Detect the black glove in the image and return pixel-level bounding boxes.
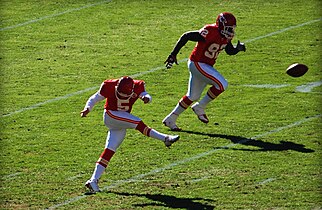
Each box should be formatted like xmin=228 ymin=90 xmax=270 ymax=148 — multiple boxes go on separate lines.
xmin=236 ymin=40 xmax=246 ymax=52
xmin=164 ymin=54 xmax=178 ymax=69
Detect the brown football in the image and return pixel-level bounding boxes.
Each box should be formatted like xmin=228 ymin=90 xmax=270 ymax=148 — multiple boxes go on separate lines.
xmin=286 ymin=63 xmax=308 ymax=77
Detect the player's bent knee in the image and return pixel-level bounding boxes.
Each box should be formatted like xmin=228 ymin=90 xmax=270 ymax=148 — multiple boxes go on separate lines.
xmin=208 ymin=85 xmax=225 ymax=99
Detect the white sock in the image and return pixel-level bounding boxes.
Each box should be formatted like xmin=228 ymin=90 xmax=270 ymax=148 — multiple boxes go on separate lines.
xmin=149 ymin=129 xmax=167 ymax=141
xmin=171 ymin=103 xmax=186 ymax=116
xmin=91 ymin=163 xmax=106 ymax=181
xmin=199 ymin=94 xmax=215 ymax=108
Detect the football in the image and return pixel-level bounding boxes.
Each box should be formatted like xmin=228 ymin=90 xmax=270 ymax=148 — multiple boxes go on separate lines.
xmin=286 ymin=63 xmax=308 ymax=77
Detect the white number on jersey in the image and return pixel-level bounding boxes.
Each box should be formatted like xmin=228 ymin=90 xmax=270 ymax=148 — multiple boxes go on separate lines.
xmin=117 ymin=98 xmax=130 ymax=111
xmin=205 ymin=43 xmax=226 ymax=59
xmin=200 ymin=29 xmax=208 ymax=38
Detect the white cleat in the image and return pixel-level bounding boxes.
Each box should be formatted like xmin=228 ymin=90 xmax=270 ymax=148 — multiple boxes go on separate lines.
xmin=162 ymin=115 xmax=182 ymax=131
xmin=85 ymin=179 xmax=101 ymax=193
xmin=164 ymin=135 xmax=180 ymax=147
xmin=191 ymin=103 xmax=209 ymax=124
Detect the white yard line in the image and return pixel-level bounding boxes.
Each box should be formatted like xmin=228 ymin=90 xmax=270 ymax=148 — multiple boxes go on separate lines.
xmin=2 ymin=18 xmax=321 ymax=118
xmin=243 ymin=84 xmax=291 ymax=88
xmin=251 ymin=114 xmax=321 ymax=140
xmin=0 ymin=0 xmax=112 ymax=31
xmin=2 ymin=87 xmax=99 ymax=117
xmin=244 ymin=18 xmax=322 ymax=43
xmin=47 ymin=114 xmax=321 ymax=209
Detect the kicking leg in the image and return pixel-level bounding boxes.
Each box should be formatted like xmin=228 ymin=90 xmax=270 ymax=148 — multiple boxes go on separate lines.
xmin=136 ymin=121 xmax=179 ymax=147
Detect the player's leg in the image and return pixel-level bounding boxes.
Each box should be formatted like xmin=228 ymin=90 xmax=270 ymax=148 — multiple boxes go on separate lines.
xmin=162 ymin=63 xmax=206 ymax=130
xmin=162 ymin=94 xmax=193 ymax=131
xmin=198 ymin=84 xmax=225 ymax=107
xmin=106 ymin=110 xmax=179 ymax=147
xmin=85 ymin=129 xmax=126 ymax=193
xmin=197 ymin=62 xmax=227 ymax=106
xmin=189 ymin=61 xmax=228 ymax=123
xmin=136 ymin=121 xmax=179 ymax=147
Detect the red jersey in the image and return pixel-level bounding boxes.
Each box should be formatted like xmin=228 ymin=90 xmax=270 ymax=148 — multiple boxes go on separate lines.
xmin=190 ymin=24 xmax=229 ymax=66
xmin=99 ymin=79 xmax=145 ymax=113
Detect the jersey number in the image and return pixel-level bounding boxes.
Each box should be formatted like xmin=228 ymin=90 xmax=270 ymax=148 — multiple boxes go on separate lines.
xmin=117 ymin=98 xmax=130 ymax=111
xmin=205 ymin=43 xmax=226 ymax=59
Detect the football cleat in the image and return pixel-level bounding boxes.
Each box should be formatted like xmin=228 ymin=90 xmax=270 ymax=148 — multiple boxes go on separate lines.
xmin=85 ymin=179 xmax=101 ymax=193
xmin=162 ymin=115 xmax=182 ymax=131
xmin=164 ymin=135 xmax=180 ymax=147
xmin=191 ymin=103 xmax=209 ymax=124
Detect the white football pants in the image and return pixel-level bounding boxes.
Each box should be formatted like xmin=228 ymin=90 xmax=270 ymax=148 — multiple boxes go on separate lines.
xmin=103 ymin=110 xmax=141 ymax=151
xmin=187 ymin=59 xmax=228 ymax=101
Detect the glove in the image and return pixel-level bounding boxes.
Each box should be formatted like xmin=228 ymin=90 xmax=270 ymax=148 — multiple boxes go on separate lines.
xmin=164 ymin=54 xmax=178 ymax=69
xmin=236 ymin=40 xmax=246 ymax=52
xmin=80 ymin=108 xmax=90 ymax=117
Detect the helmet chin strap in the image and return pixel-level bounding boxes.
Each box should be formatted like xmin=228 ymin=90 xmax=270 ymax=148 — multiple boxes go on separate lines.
xmin=115 ymin=87 xmax=135 ymax=100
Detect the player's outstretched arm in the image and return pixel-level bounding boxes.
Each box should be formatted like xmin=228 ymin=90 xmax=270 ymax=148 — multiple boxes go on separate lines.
xmin=165 ymin=31 xmax=204 ymax=69
xmin=80 ymin=91 xmax=105 ymax=117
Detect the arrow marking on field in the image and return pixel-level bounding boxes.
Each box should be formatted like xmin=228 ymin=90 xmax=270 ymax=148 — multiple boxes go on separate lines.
xmin=295 ymin=80 xmax=322 ymax=93
xmin=257 ymin=178 xmax=276 ymax=185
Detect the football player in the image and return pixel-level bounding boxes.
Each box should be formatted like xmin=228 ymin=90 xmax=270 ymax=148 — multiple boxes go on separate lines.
xmin=163 ymin=12 xmax=246 ymax=131
xmin=81 ymin=76 xmax=179 ymax=193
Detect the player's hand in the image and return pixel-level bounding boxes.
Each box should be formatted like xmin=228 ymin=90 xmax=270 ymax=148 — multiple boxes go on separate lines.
xmin=164 ymin=54 xmax=178 ymax=69
xmin=80 ymin=108 xmax=90 ymax=117
xmin=236 ymin=40 xmax=246 ymax=52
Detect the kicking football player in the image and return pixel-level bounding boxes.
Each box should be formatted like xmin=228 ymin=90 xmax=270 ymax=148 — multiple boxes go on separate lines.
xmin=163 ymin=12 xmax=246 ymax=131
xmin=81 ymin=76 xmax=179 ymax=193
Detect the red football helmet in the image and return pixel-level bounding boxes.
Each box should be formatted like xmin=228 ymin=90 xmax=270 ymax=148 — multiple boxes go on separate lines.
xmin=216 ymin=12 xmax=236 ymax=39
xmin=116 ymin=76 xmax=134 ymax=98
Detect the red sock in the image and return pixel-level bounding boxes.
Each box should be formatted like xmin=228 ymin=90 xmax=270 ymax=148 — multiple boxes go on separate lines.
xmin=207 ymin=86 xmax=223 ymax=99
xmin=96 ymin=148 xmax=115 ymax=168
xmin=179 ymin=95 xmax=193 ymax=109
xmin=136 ymin=121 xmax=151 ymax=137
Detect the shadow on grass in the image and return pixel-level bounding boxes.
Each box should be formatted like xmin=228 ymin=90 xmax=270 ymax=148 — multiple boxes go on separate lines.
xmin=181 ymin=130 xmax=314 ymax=153
xmin=111 ymin=191 xmax=215 ymax=209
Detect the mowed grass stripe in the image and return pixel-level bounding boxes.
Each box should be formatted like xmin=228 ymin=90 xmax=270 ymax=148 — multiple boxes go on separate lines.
xmin=0 ymin=0 xmax=112 ymax=31
xmin=2 ymin=18 xmax=321 ymax=118
xmin=47 ymin=114 xmax=321 ymax=209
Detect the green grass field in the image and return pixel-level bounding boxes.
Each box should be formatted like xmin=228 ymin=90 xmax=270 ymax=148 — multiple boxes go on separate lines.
xmin=1 ymin=0 xmax=321 ymax=209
